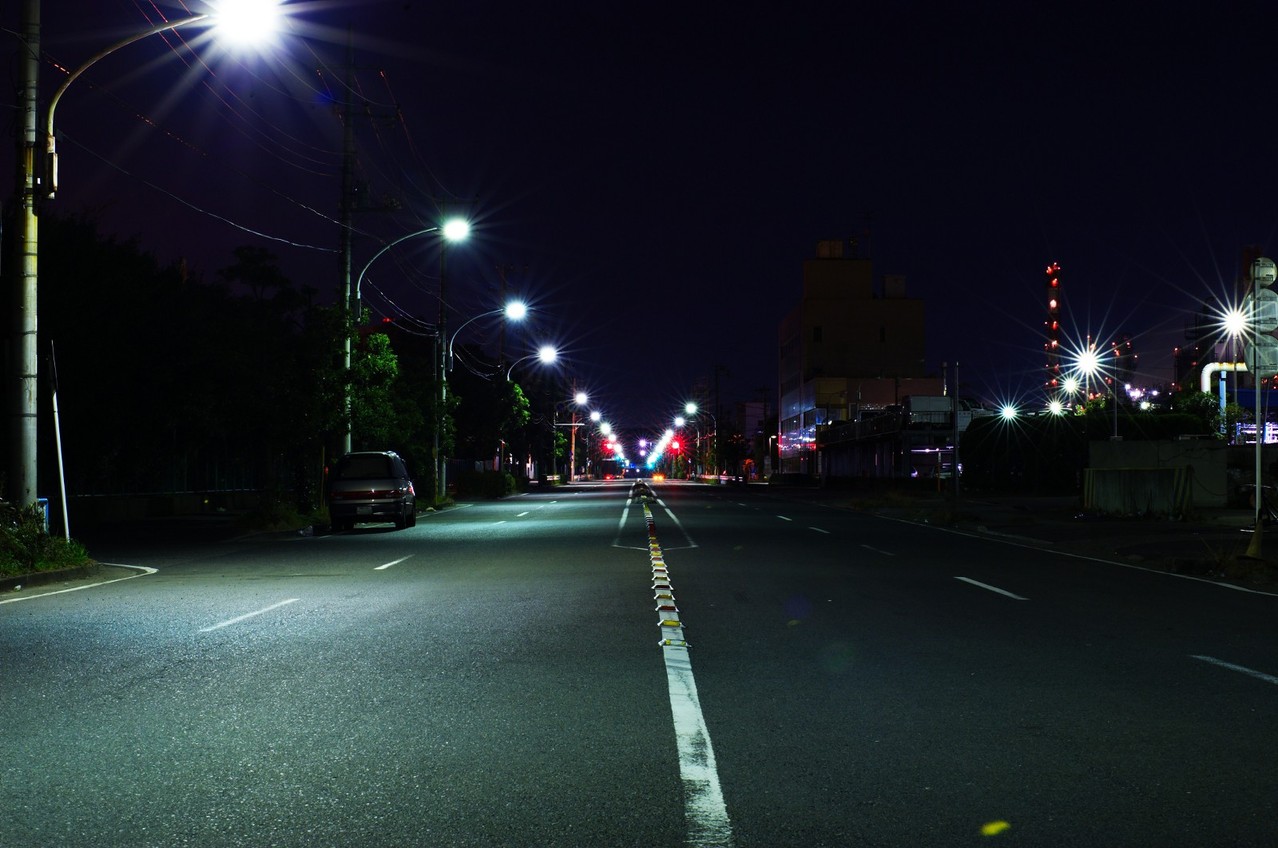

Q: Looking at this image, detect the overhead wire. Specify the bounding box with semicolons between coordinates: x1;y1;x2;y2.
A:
57;131;337;252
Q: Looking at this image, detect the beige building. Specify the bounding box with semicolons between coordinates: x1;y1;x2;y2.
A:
778;239;941;475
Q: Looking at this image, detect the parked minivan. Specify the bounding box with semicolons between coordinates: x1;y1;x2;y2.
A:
327;451;417;531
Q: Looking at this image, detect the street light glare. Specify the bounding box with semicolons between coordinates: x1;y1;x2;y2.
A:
575;391;588;405
442;218;471;242
504;301;527;321
537;345;558;364
1224;307;1248;338
212;0;283;45
685;402;698;415
1074;347;1101;377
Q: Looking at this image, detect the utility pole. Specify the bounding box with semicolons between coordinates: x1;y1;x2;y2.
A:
338;27;355;456
9;0;40;507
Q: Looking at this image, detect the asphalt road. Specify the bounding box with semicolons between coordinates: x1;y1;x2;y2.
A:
3;481;1278;847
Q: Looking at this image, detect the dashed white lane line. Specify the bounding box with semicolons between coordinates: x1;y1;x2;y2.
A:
809;527;831;534
200;598;299;632
375;556;412;571
777;515;793;522
1192;655;1278;685
860;544;895;556
645;503;733;847
954;576;1028;601
517;511;530;517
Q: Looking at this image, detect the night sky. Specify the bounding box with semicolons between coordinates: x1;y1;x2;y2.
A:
7;1;1278;430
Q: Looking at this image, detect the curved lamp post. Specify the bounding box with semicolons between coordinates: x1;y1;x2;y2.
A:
10;2;281;511
344;219;469;510
448;301;527;372
505;345;558;381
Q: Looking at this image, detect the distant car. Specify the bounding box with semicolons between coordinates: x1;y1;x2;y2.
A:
327;451;417;531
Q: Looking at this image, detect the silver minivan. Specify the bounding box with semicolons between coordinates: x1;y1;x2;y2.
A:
327;451;417;531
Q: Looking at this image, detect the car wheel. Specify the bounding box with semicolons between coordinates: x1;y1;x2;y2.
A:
394;514;407;530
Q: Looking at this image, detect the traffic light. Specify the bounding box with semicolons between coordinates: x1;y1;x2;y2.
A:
670;440;681;452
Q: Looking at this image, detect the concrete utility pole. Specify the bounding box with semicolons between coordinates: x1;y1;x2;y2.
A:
338;27;355;456
9;0;40;508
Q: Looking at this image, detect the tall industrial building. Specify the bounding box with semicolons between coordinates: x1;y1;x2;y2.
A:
777;239;940;476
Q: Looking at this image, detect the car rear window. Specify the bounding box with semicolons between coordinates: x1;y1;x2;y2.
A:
336;455;394;479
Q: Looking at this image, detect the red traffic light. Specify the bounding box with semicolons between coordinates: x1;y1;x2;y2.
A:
670;440;681;451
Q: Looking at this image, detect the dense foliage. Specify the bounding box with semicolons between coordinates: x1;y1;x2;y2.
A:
11;213;539;519
0;502;88;576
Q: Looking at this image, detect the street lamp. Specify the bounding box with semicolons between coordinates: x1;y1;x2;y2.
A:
44;2;285;199
344;219;470;470
9;3;283;509
1072;344;1118;439
505;345;558;381
448;301;527;372
684;402;719;476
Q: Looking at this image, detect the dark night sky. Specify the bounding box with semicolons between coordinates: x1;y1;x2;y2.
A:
8;1;1278;431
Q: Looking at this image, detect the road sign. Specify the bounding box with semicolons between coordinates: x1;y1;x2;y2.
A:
1254;288;1278;334
1243;333;1278;380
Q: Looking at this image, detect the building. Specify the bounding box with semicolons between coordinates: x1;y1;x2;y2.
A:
777;239;942;476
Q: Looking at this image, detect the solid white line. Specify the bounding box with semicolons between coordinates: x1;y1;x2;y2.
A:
200;598;299;632
664;645;734;846
860;544;894;556
954;576;1028;600
1191;654;1278;685
777;515;793;522
0;564;157;604
659;504;699;549
375;556;412;571
612;501;632;547
870;512;1278;597
809;527;831;534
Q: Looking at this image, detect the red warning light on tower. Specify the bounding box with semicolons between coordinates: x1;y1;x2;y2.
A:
1044;262;1062;389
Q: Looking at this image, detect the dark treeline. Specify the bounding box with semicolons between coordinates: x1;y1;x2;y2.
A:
10;213;537;514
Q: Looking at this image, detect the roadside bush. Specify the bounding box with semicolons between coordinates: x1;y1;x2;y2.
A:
0;503;90;576
455;470;517;499
238;493;316;532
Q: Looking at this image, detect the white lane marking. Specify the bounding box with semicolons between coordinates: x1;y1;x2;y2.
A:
200;598;299;632
645;503;732;846
657;501;698;549
1191;655;1278;685
663;646;735;846
809;527;831;534
871;512;1278;597
612;500;633;547
375;556;412;571
0;564;157;604
860;544;894;556
954;576;1028;600
777;515;793;522
517;511;530;518
494;520;507;526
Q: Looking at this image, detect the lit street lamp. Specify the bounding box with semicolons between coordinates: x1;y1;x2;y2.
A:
505;345;558;381
9;2;283;510
344;218;470;486
448;301;527;372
